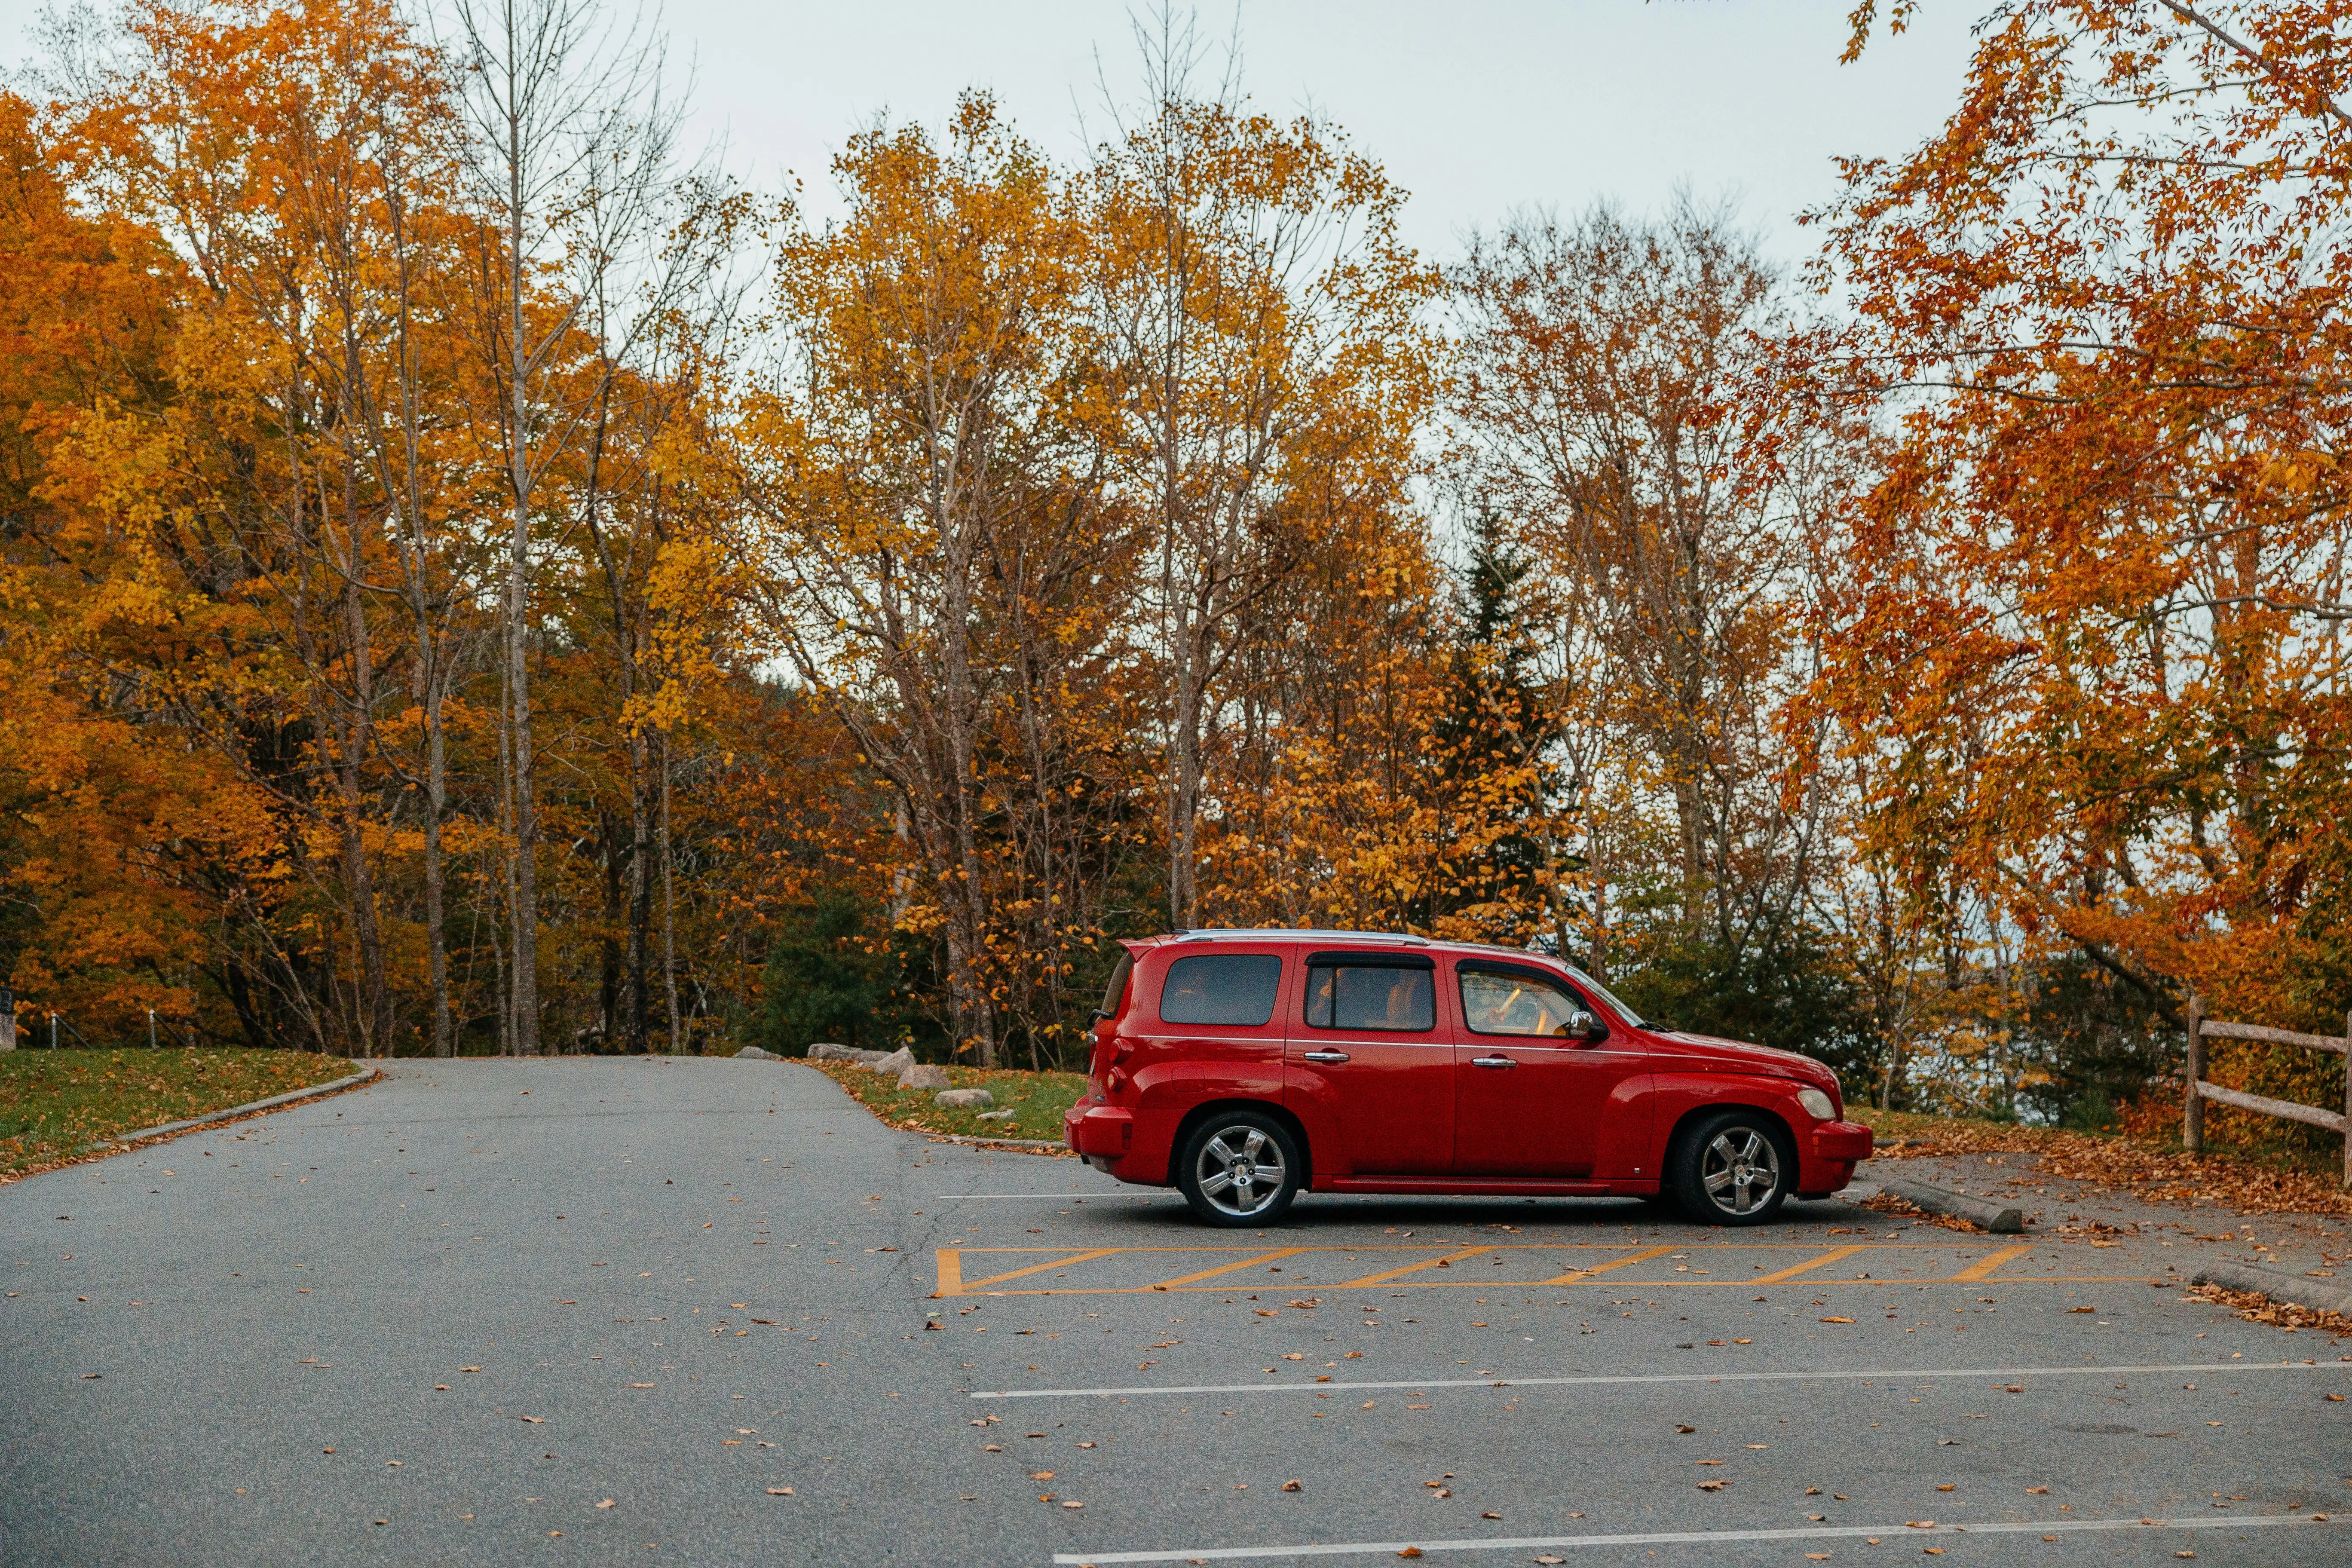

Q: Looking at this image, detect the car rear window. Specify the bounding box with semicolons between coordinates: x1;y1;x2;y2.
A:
1158;954;1283;1027
1305;964;1435;1032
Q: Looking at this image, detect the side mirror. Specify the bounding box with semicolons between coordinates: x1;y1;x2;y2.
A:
1564;1009;1606;1043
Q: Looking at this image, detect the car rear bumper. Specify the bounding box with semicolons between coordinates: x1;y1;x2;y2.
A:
1063;1101;1134;1161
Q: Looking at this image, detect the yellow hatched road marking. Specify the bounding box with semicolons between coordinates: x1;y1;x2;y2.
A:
1749;1245;1871;1285
956;1247;1127;1292
1340;1246;1494;1287
1148;1248;1307;1291
1951;1243;2037;1282
925;1241;2150;1297
1544;1244;1679;1285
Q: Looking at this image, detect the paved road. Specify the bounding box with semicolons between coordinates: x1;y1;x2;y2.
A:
3;1057;2347;1566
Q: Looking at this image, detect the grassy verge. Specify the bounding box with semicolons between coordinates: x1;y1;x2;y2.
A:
0;1047;355;1179
1844;1101;2351;1216
802;1058;1087;1147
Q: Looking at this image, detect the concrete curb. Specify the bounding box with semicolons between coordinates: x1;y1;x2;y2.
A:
1874;1174;2026;1234
2191;1259;2352;1318
96;1063;383;1147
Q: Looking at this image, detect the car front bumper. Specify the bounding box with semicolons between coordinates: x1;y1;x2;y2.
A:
1798;1119;1873;1195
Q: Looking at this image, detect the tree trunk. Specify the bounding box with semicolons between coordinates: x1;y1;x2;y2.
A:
660;730;682;1054
505;527;542;1055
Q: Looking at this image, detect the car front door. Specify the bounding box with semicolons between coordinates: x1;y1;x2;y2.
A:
1451;960;1649;1178
1283;949;1454;1176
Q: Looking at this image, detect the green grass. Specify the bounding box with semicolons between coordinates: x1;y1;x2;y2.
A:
805;1059;1088;1143
0;1047;353;1176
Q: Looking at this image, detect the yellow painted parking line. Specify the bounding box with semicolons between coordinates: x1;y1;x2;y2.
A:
934;1250;963;1298
1148;1248;1307;1291
1951;1243;2036;1282
1341;1246;1495;1287
955;1247;1128;1292
1748;1244;1870;1285
1543;1244;1679;1285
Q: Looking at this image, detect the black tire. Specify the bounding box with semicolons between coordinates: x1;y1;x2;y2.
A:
1669;1109;1795;1227
1175;1109;1303;1227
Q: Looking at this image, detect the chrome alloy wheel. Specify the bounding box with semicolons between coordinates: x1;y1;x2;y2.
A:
1194;1124;1286;1219
1701;1126;1782;1216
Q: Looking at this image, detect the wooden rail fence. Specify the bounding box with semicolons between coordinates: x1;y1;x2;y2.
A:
2183;993;2352;1187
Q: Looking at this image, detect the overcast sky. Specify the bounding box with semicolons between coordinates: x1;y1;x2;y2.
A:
4;1;1983;267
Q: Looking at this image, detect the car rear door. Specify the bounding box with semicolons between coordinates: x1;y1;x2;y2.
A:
1136;943;1294;1113
1451;959;1649;1178
1283;948;1453;1176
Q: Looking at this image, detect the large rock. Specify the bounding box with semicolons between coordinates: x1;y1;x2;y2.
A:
808;1041;888;1064
897;1063;952;1090
734;1045;778;1060
867;1046;915;1076
935;1087;995;1111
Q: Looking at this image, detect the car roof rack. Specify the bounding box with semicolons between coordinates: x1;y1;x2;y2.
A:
1175;928;1427;944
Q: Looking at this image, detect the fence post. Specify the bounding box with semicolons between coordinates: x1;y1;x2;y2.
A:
2184;990;2205;1154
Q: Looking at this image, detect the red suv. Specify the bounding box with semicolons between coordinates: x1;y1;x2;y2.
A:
1063;930;1873;1226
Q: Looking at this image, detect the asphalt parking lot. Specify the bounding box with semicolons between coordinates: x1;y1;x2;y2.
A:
3;1056;2347;1566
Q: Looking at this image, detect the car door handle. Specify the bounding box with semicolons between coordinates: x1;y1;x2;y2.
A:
1302;1050;1350;1064
1470;1055;1517;1069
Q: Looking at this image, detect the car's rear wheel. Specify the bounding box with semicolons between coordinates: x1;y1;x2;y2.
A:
1176;1110;1302;1227
1669;1109;1794;1226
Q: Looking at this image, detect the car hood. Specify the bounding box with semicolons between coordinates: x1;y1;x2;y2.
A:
1648;1029;1836;1087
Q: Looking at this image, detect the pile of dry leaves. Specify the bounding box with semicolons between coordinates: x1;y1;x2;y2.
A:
1866;1121;2351;1217
2186;1282;2352;1341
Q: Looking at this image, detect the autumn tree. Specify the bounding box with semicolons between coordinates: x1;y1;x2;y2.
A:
1826;0;2352;1122
1089;21;1439;929
1451;202;1851;992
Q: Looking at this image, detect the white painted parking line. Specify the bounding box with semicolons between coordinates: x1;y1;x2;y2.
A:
974;1358;2352;1400
1052;1512;2346;1564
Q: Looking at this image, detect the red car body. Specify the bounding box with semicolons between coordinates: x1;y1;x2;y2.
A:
1063;931;1871;1212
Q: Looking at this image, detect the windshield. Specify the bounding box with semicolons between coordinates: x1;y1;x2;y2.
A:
1562;964;1645;1028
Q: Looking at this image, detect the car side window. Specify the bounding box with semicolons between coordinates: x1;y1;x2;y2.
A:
1459;969;1585;1038
1304;964;1435;1032
1158;954;1283;1027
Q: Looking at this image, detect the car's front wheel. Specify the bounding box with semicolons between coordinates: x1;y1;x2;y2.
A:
1176;1110;1302;1227
1669;1109;1794;1226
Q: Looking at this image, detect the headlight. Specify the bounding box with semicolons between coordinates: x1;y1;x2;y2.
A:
1795;1087;1836;1121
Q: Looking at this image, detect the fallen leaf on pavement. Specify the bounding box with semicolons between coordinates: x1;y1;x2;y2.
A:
766;1488;792;1496
2025;1488;2049;1494
1031;1472;1055;1480
1061;1501;1083;1510
596;1500;614;1509
1820;1317;1855;1324
1283;1480;1302;1491
1697;1480;1728;1491
521;1416;545;1424
1397;1552;1423;1560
